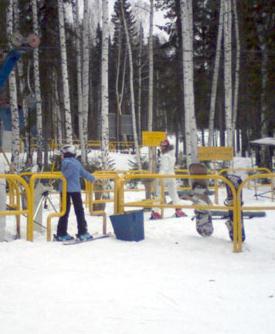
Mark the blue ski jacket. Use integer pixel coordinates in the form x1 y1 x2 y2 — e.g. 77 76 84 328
0 50 21 89
60 157 95 192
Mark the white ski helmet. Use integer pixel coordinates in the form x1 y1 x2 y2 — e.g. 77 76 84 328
61 144 76 155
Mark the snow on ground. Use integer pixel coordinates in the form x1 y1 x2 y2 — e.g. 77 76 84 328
1 155 275 334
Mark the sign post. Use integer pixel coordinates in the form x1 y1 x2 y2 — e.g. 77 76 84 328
198 146 233 161
142 131 166 147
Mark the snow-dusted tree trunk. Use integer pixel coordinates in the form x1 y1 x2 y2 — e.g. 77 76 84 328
13 0 30 161
7 0 20 171
137 23 143 140
147 0 154 132
72 0 86 163
208 0 224 146
148 0 155 172
57 0 73 144
52 69 62 144
82 0 90 147
101 0 110 170
31 0 43 167
121 1 141 169
232 0 240 143
255 7 270 166
223 0 233 147
180 0 198 166
115 26 126 142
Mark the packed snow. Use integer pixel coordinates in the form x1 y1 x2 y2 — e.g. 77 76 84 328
1 153 275 334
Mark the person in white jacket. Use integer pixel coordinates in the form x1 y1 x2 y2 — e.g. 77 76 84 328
151 139 186 219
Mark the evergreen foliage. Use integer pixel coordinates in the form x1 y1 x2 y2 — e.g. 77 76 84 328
0 0 274 168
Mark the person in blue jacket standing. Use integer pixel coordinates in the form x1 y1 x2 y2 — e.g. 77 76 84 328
54 145 96 241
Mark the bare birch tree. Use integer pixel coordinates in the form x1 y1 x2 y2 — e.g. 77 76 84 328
232 0 240 144
114 25 127 142
57 0 73 144
7 0 20 171
82 0 90 148
101 0 110 170
31 0 43 167
147 0 156 172
208 0 224 147
13 0 30 161
180 0 198 166
137 23 143 141
52 69 62 145
147 0 154 132
121 0 141 169
72 0 86 163
223 0 233 147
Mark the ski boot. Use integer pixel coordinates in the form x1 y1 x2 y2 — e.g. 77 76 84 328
175 208 187 218
76 232 93 241
150 211 162 220
53 233 74 242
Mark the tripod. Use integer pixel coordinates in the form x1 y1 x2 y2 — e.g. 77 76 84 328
33 189 57 228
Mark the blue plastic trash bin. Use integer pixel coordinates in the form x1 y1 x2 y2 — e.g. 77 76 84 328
110 210 144 241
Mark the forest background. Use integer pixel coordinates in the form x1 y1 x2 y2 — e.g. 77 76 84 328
0 0 274 171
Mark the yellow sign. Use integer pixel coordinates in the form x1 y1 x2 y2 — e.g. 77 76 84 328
142 131 167 147
198 146 233 161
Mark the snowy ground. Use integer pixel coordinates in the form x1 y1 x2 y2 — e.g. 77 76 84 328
1 155 275 334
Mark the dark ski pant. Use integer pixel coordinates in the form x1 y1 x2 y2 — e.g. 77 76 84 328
0 50 21 89
57 192 88 236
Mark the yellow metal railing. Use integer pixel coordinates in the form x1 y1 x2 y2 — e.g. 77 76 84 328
84 172 120 234
119 173 241 252
27 139 136 152
216 167 273 203
236 173 275 252
3 170 274 252
0 174 32 240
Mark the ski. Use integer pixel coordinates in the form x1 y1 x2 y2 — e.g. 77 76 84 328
63 234 110 245
211 210 266 219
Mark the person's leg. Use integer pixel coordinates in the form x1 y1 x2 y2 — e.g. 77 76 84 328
71 192 88 235
167 179 186 217
56 193 71 236
167 178 180 204
150 179 162 219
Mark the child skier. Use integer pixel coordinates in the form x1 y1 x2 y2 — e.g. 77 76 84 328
54 145 96 241
151 139 186 219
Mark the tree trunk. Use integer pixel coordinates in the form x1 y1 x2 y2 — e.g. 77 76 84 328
121 1 141 169
208 0 224 147
82 0 90 149
180 0 198 166
57 0 73 144
232 0 240 151
13 0 30 162
223 0 233 147
101 0 110 170
7 0 20 171
72 0 86 163
148 0 155 173
31 0 43 168
137 23 143 142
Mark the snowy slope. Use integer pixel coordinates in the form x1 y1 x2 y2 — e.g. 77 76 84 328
1 155 275 334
